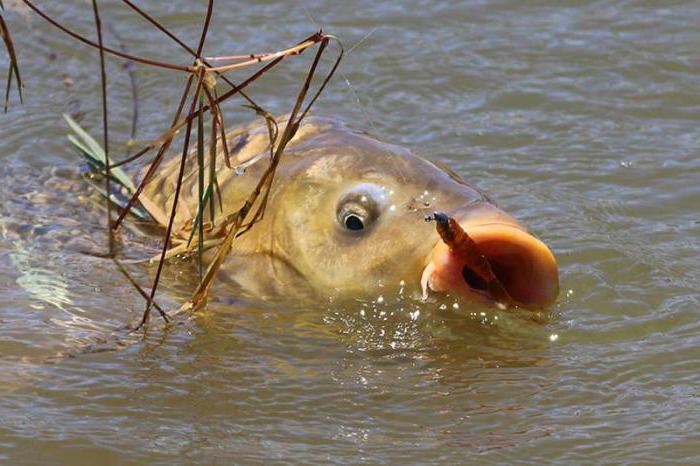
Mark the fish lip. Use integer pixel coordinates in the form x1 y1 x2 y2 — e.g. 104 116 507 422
421 222 559 309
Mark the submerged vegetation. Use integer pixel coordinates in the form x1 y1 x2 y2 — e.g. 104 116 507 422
1 1 341 329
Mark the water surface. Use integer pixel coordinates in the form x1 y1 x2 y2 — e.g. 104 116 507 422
1 0 699 463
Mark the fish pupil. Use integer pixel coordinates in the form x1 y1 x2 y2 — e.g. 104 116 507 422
345 214 364 231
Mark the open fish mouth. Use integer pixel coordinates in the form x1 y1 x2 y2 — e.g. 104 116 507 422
421 213 559 309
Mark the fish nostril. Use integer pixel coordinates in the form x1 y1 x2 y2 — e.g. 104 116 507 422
461 265 488 291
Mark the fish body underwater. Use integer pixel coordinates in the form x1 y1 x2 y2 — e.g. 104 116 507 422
139 116 559 309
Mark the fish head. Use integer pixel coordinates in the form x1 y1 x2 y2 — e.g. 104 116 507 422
265 127 559 309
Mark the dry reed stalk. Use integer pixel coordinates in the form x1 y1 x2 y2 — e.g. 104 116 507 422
91 0 115 255
0 4 22 112
4 1 342 329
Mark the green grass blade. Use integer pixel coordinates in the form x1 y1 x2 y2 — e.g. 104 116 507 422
186 184 212 248
64 114 137 194
67 134 93 156
213 175 223 214
90 183 150 221
196 94 205 280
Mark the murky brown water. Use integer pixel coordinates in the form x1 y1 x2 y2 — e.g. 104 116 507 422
1 1 699 463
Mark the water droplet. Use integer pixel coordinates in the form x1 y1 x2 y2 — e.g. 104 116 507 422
376 295 384 304
549 334 559 342
452 302 460 310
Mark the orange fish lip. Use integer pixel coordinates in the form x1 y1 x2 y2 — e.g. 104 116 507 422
421 221 559 309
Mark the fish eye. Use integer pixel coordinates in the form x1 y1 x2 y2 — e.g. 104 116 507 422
337 202 374 233
336 184 386 234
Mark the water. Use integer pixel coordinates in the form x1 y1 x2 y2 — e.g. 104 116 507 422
1 1 699 463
